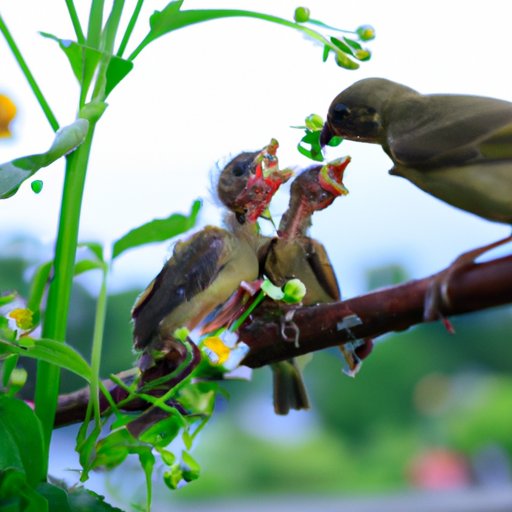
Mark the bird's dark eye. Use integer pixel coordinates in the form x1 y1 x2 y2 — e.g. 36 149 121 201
332 103 351 121
236 212 246 224
231 164 247 177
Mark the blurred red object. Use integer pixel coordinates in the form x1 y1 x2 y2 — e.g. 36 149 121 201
408 449 471 489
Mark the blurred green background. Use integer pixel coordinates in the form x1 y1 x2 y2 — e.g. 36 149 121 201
2 235 511 509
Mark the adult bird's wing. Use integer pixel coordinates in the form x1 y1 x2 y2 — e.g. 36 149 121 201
387 95 512 168
132 226 229 349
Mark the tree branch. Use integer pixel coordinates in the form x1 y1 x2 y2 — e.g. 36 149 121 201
54 254 512 427
241 254 512 366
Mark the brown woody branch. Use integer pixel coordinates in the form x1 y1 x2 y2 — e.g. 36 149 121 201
240 254 512 366
54 254 512 427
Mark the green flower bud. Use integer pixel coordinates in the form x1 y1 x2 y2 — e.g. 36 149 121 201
294 7 311 23
305 113 324 131
354 49 371 61
9 368 27 388
283 278 307 304
356 25 376 41
335 51 359 70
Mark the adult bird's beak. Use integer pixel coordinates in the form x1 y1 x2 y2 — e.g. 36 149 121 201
320 122 335 147
321 77 512 320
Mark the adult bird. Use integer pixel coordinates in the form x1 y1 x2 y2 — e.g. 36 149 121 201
321 77 512 317
264 158 351 414
131 140 292 371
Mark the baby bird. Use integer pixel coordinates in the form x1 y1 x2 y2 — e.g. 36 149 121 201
132 140 292 369
264 158 350 414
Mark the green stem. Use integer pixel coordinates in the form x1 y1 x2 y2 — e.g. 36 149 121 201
0 15 59 132
102 0 125 53
87 0 105 49
65 0 86 44
116 0 144 57
128 9 336 62
35 121 97 473
230 290 266 332
89 263 109 427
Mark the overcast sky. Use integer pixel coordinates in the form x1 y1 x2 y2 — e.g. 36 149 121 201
1 0 511 297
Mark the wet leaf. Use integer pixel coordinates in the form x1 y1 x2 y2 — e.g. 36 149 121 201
0 395 45 486
0 337 92 382
0 119 88 199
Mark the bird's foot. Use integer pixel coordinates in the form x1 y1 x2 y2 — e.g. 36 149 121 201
336 314 373 376
339 338 374 377
424 234 512 325
280 310 300 348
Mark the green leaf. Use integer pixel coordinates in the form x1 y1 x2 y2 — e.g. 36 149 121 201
40 33 134 99
132 6 273 59
327 135 343 147
330 36 353 55
163 464 182 490
343 36 362 51
157 448 176 467
0 396 45 486
41 32 99 95
67 486 124 512
138 415 182 448
1 354 19 387
322 44 330 62
112 199 202 259
0 293 16 307
36 482 71 512
178 381 216 416
0 337 91 382
92 429 139 469
0 119 89 199
78 242 105 263
146 1 186 40
0 422 24 473
26 261 52 327
74 259 105 276
104 56 134 97
297 142 323 162
0 468 48 512
181 451 200 482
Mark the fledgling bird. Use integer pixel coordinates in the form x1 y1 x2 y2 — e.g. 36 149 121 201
321 77 512 317
132 140 292 369
264 158 350 414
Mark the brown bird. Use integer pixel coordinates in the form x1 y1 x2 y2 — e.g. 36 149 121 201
264 158 350 414
321 77 512 318
132 140 292 370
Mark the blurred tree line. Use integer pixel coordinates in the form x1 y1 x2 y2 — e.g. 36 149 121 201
2 236 512 503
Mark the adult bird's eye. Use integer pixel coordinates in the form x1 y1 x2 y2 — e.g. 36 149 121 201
332 103 351 120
